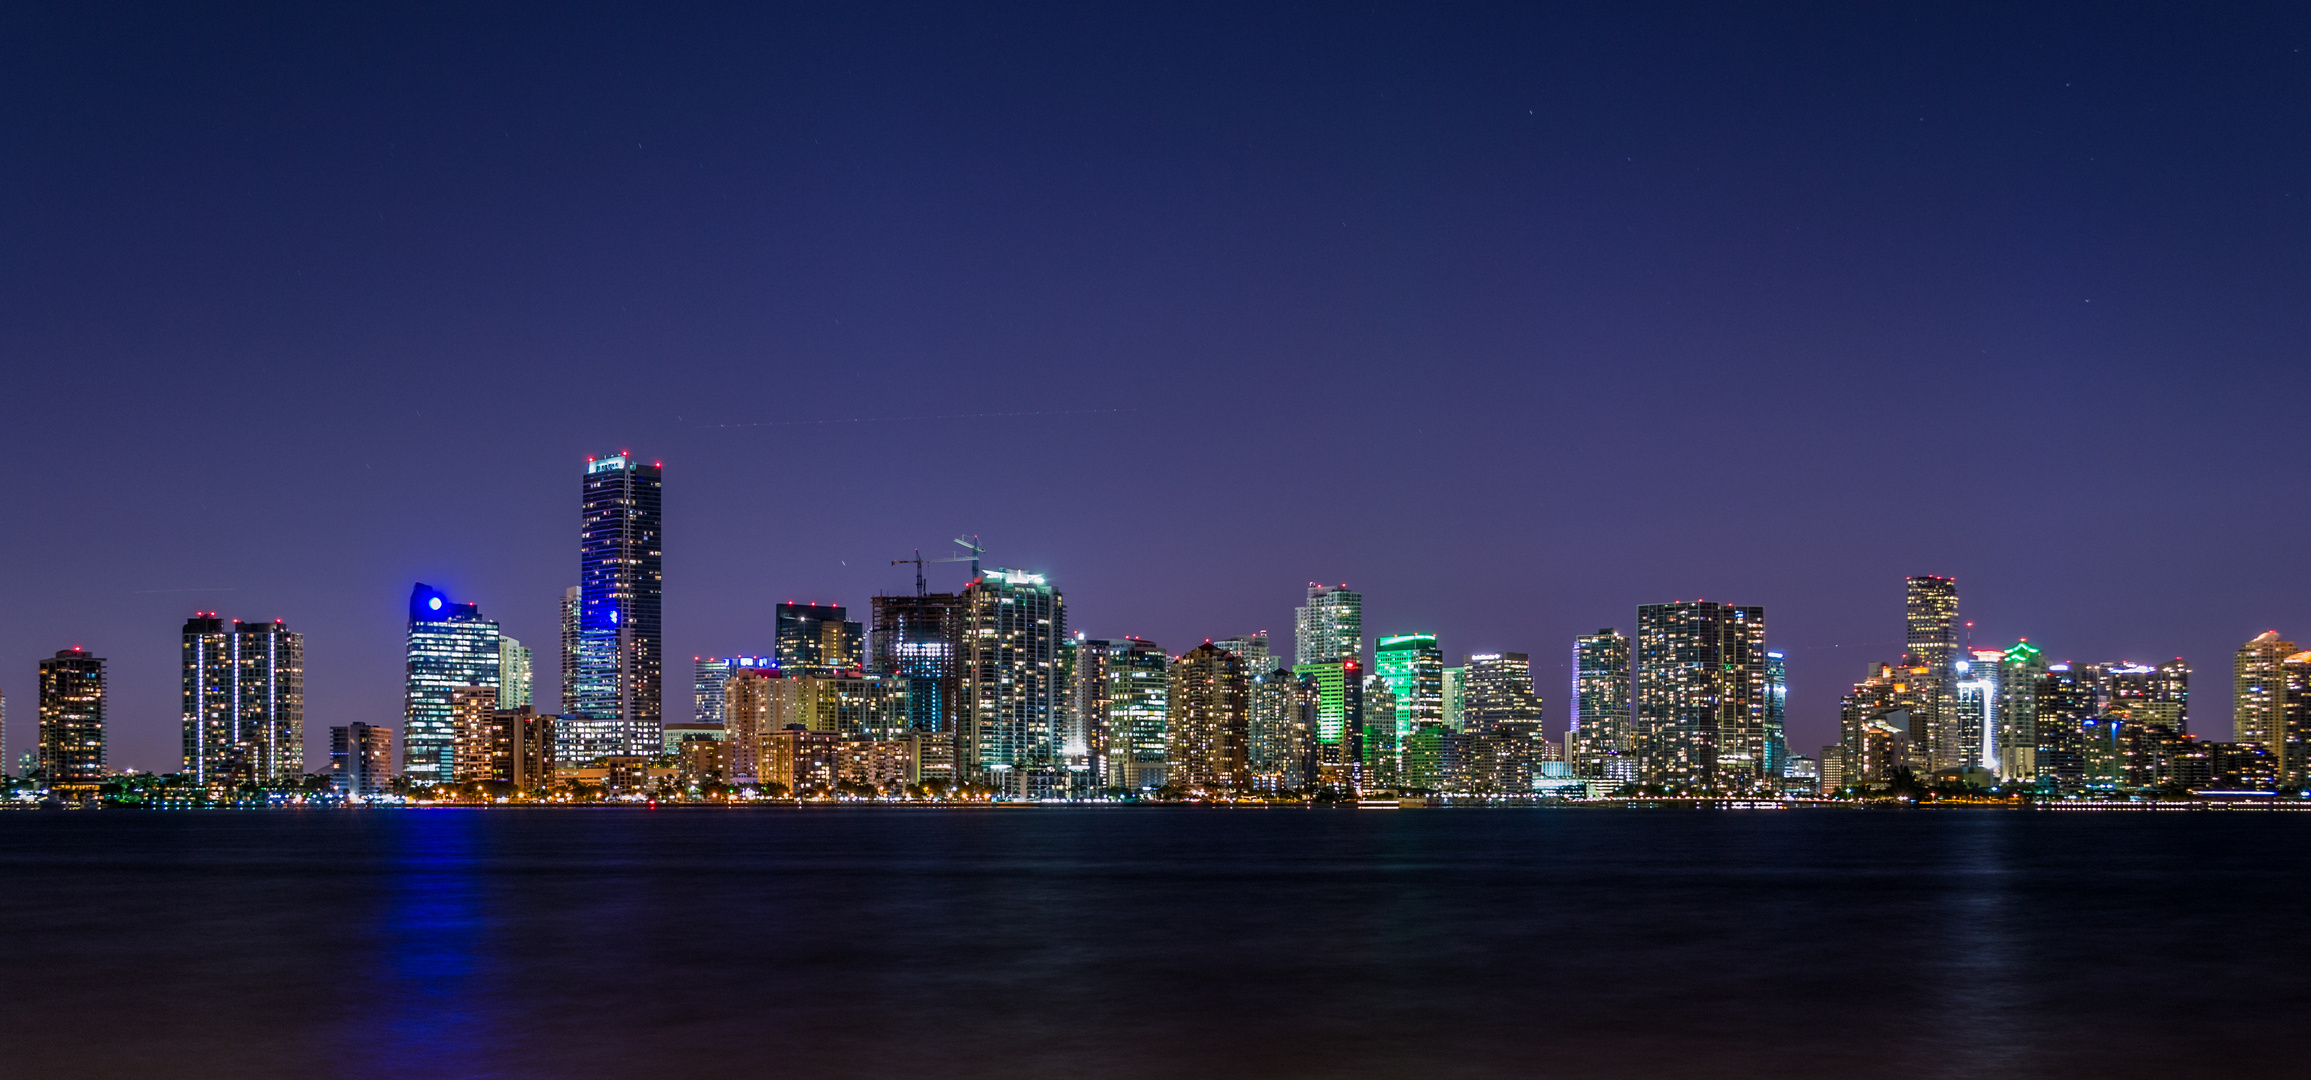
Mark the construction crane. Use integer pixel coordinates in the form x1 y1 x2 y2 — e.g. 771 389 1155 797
889 535 983 596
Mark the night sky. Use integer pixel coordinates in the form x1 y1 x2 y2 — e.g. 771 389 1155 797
3 4 2306 772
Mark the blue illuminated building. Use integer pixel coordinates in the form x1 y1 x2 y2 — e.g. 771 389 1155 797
568 454 663 762
403 583 500 786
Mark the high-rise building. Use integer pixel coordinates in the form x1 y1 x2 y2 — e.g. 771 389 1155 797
1441 666 1465 730
38 648 106 795
1462 652 1544 734
1904 576 1963 771
957 569 1067 796
2033 663 2097 792
2280 652 2311 786
1213 632 1272 677
693 656 773 725
1837 662 1918 788
1997 641 2045 782
1361 674 1400 789
1571 630 1632 777
573 453 664 759
1293 659 1364 792
2235 631 2296 759
453 691 554 791
1763 651 1788 780
329 722 392 796
1248 668 1316 792
1634 601 1768 790
1294 584 1362 667
776 603 864 674
1077 637 1168 792
180 615 305 787
403 584 501 786
1168 643 1249 794
560 585 580 713
499 636 532 710
871 593 964 735
1375 633 1444 737
1955 648 2004 773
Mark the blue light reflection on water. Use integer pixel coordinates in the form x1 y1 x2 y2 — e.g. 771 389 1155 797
375 811 494 1078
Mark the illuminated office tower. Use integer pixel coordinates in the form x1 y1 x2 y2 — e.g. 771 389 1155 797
1213 632 1272 676
403 583 502 786
495 635 530 710
957 569 1067 795
872 593 964 734
1634 602 1768 790
1441 666 1464 730
1462 653 1544 734
1248 668 1316 792
2032 663 2097 792
1763 651 1788 779
1168 643 1250 794
777 603 864 674
329 722 392 796
1077 637 1168 792
1375 634 1444 737
180 615 305 786
573 453 664 759
1904 575 1963 770
1293 660 1364 791
2234 631 2295 754
1997 642 2045 781
1955 649 2003 773
1571 630 1632 776
38 648 106 796
1294 584 1363 667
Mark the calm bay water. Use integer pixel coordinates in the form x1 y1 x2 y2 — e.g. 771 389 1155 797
2 807 2305 1079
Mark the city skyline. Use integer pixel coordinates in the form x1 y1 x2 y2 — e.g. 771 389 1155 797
4 6 2307 779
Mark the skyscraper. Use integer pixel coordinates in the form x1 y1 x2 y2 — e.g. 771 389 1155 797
693 655 774 724
329 722 392 796
957 569 1067 796
1374 633 1444 737
180 615 305 787
38 648 105 796
2033 663 2097 792
1996 641 2044 782
1168 643 1250 794
1763 651 1788 779
1294 583 1362 667
1293 659 1363 792
1571 629 1632 777
403 583 501 786
1462 652 1544 734
1904 575 1963 770
776 602 864 674
1212 632 1272 676
1077 637 1169 792
1955 649 2003 773
1441 666 1464 730
2234 631 2294 754
1248 667 1316 792
1634 601 1768 790
560 585 580 714
499 635 532 710
573 453 663 759
871 592 964 735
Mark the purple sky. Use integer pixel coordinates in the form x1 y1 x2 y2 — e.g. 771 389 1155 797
3 4 2307 772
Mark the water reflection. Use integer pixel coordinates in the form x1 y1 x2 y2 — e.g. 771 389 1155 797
373 811 494 1079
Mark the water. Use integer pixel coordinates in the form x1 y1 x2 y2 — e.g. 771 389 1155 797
2 807 2305 1079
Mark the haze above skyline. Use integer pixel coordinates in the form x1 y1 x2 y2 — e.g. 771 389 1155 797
3 3 2307 771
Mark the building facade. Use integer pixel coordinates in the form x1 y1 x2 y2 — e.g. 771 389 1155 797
777 602 864 674
1375 633 1445 737
1077 636 1169 792
1168 643 1249 794
181 615 305 787
572 453 664 760
499 636 532 710
403 584 501 786
1634 601 1768 790
38 648 106 795
329 722 392 796
1571 629 1632 777
1294 583 1363 667
1248 668 1316 792
1904 575 1963 771
871 592 964 735
1293 660 1364 792
957 570 1067 795
1462 652 1544 734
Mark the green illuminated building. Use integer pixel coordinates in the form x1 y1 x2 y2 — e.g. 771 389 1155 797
1375 633 1444 737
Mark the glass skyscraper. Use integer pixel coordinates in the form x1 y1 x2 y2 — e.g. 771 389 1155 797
1293 659 1364 792
572 454 663 761
181 614 305 786
1572 629 1632 776
1077 636 1169 792
403 583 501 786
1462 652 1544 734
776 602 864 674
957 569 1066 795
38 648 106 796
1374 633 1444 737
1905 575 1962 770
